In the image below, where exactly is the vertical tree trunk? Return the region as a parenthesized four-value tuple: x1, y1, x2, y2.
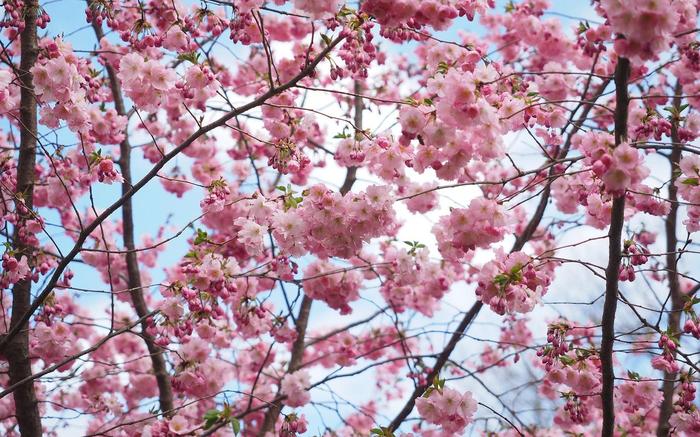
(656, 82, 683, 437)
(6, 1, 43, 435)
(89, 14, 175, 415)
(600, 56, 630, 437)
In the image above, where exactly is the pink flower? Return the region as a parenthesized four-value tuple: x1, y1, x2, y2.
(434, 198, 512, 260)
(95, 158, 124, 184)
(399, 105, 428, 136)
(417, 387, 477, 433)
(2, 254, 30, 284)
(281, 370, 311, 407)
(294, 0, 342, 19)
(234, 217, 267, 257)
(168, 414, 189, 434)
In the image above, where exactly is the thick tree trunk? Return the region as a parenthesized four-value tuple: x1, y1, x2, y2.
(6, 1, 43, 435)
(600, 56, 630, 437)
(656, 82, 683, 437)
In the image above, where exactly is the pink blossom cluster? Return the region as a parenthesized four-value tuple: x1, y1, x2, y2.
(32, 54, 91, 132)
(377, 243, 457, 316)
(281, 370, 311, 407)
(303, 260, 362, 314)
(617, 379, 663, 414)
(294, 0, 342, 19)
(364, 136, 413, 181)
(433, 198, 512, 260)
(415, 387, 477, 434)
(362, 0, 458, 31)
(270, 184, 397, 259)
(475, 250, 552, 315)
(200, 179, 232, 213)
(618, 239, 650, 282)
(118, 53, 177, 111)
(334, 138, 368, 167)
(575, 132, 649, 195)
(599, 0, 687, 60)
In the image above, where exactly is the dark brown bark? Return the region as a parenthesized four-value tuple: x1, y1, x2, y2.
(656, 82, 683, 437)
(5, 1, 43, 435)
(600, 56, 630, 437)
(89, 13, 175, 416)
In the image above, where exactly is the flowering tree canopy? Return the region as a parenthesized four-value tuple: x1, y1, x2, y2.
(1, 0, 700, 436)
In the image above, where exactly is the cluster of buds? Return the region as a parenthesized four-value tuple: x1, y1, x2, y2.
(326, 10, 376, 79)
(270, 255, 298, 281)
(280, 413, 308, 437)
(118, 17, 165, 50)
(652, 333, 681, 374)
(619, 239, 650, 282)
(675, 373, 697, 412)
(537, 321, 570, 370)
(185, 8, 226, 37)
(200, 178, 231, 213)
(268, 139, 310, 174)
(36, 292, 67, 326)
(2, 1, 50, 31)
(562, 392, 588, 424)
(634, 112, 672, 141)
(94, 157, 124, 184)
(228, 12, 254, 45)
(0, 252, 30, 287)
(684, 317, 700, 339)
(683, 297, 700, 338)
(85, 0, 113, 27)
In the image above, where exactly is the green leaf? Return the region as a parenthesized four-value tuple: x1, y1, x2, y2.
(320, 34, 332, 46)
(682, 177, 699, 186)
(559, 355, 575, 366)
(194, 228, 209, 246)
(231, 418, 240, 435)
(177, 51, 200, 64)
(493, 273, 509, 286)
(203, 409, 221, 429)
(627, 370, 640, 381)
